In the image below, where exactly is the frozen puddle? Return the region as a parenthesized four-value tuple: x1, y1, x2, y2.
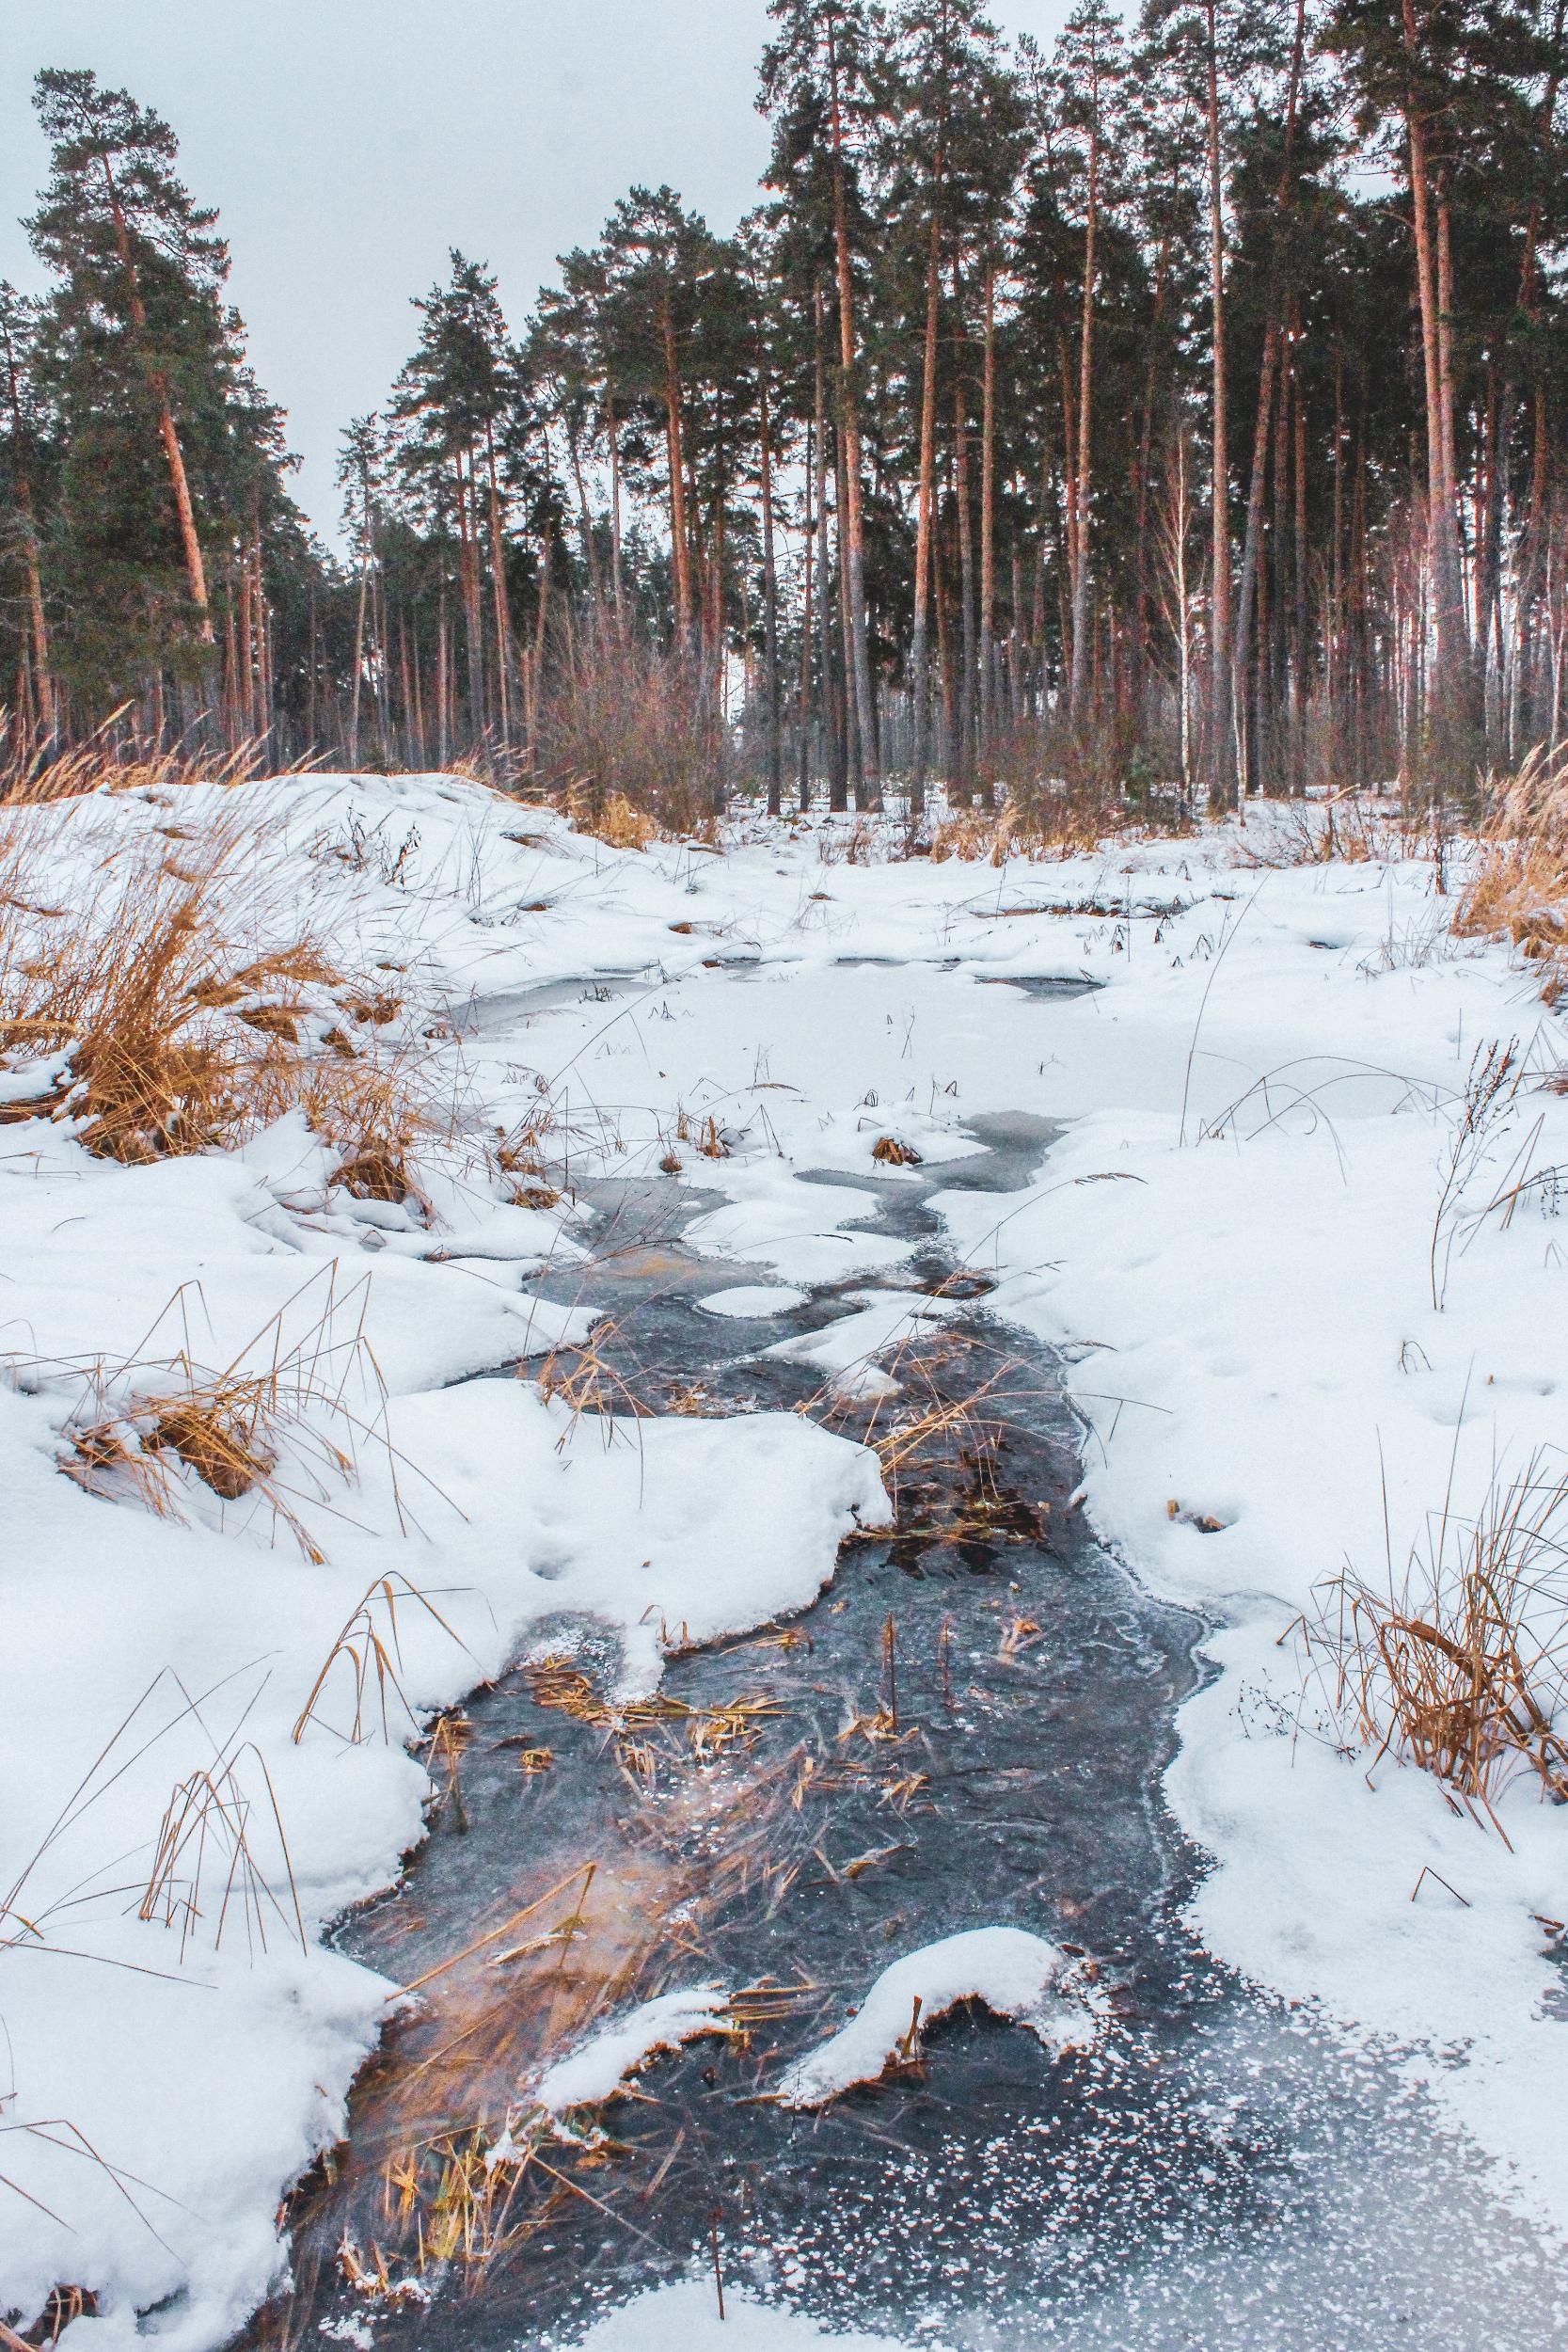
(241, 1109, 1568, 2352)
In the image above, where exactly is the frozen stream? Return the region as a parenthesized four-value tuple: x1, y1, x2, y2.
(242, 1090, 1564, 2349)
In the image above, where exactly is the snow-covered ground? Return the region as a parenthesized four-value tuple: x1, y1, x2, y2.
(4, 770, 1568, 2344)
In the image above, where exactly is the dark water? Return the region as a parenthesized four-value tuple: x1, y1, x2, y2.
(240, 1115, 1565, 2352)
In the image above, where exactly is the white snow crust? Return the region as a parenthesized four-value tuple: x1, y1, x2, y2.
(532, 1985, 734, 2114)
(562, 2278, 932, 2352)
(774, 1927, 1098, 2108)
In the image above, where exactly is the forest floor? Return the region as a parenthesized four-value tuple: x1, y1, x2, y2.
(4, 773, 1568, 2348)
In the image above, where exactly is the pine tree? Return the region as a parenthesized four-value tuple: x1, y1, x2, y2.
(0, 283, 55, 734)
(29, 70, 225, 646)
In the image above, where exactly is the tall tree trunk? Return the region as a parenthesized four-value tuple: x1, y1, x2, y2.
(350, 542, 368, 762)
(606, 384, 626, 626)
(12, 481, 52, 739)
(1205, 0, 1233, 806)
(955, 377, 977, 803)
(979, 255, 1000, 787)
(836, 424, 863, 801)
(485, 421, 514, 740)
(827, 18, 880, 806)
(1228, 0, 1306, 798)
(799, 410, 816, 811)
(1291, 307, 1309, 787)
(97, 159, 213, 644)
(0, 314, 54, 736)
(662, 298, 694, 645)
(1069, 95, 1100, 733)
(1232, 319, 1281, 798)
(1132, 228, 1174, 748)
(455, 451, 484, 730)
(1402, 0, 1469, 767)
(815, 294, 847, 813)
(757, 340, 783, 818)
(911, 165, 944, 817)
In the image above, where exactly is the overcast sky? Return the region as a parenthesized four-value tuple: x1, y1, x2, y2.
(0, 1, 1074, 546)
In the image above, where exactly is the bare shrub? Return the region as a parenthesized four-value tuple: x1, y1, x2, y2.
(913, 725, 1193, 862)
(1238, 793, 1415, 869)
(532, 606, 725, 838)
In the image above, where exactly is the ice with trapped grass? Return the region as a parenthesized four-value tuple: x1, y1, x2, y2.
(6, 771, 1568, 2342)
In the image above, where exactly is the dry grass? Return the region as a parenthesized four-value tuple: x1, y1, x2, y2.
(0, 787, 469, 1214)
(139, 1741, 306, 1961)
(0, 812, 255, 1161)
(50, 1269, 410, 1561)
(577, 790, 655, 852)
(0, 712, 276, 808)
(1305, 1450, 1568, 1831)
(1429, 1039, 1523, 1310)
(915, 763, 1193, 865)
(293, 1572, 469, 1746)
(1457, 741, 1568, 996)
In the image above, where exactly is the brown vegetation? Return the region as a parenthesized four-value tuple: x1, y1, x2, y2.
(1306, 1452, 1568, 1831)
(0, 712, 275, 809)
(1456, 741, 1568, 997)
(55, 1271, 399, 1561)
(531, 609, 725, 840)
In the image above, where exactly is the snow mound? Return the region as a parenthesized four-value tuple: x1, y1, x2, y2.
(696, 1284, 808, 1319)
(533, 1986, 734, 2114)
(774, 1926, 1098, 2109)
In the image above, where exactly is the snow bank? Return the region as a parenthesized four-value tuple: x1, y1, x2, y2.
(774, 1928, 1098, 2108)
(532, 1985, 734, 2114)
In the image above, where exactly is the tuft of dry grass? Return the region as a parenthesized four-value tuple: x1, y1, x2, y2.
(0, 773, 465, 1209)
(1304, 1449, 1568, 1831)
(578, 790, 656, 852)
(293, 1571, 469, 1746)
(1457, 741, 1568, 996)
(139, 1741, 306, 1961)
(0, 813, 252, 1160)
(50, 1269, 407, 1561)
(871, 1135, 923, 1168)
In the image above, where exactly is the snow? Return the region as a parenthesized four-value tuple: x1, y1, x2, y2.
(0, 774, 888, 2345)
(560, 2279, 935, 2352)
(531, 1984, 734, 2114)
(8, 769, 1568, 2337)
(696, 1283, 809, 1318)
(774, 1927, 1100, 2108)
